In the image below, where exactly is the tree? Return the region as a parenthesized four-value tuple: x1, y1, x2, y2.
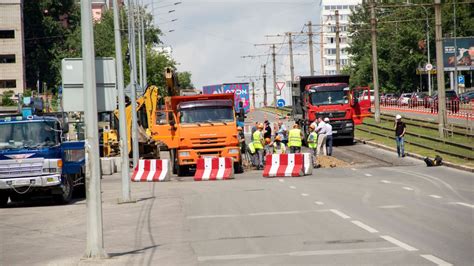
(177, 72, 194, 89)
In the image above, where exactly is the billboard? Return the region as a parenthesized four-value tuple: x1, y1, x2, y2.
(202, 83, 250, 113)
(443, 38, 474, 71)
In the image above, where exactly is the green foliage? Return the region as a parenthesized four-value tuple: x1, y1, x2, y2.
(177, 72, 194, 89)
(347, 1, 474, 93)
(1, 90, 16, 106)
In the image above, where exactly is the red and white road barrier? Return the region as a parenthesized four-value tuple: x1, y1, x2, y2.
(263, 153, 305, 177)
(131, 159, 171, 182)
(302, 153, 313, 175)
(194, 157, 234, 181)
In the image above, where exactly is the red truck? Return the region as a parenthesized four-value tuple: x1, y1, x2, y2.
(291, 75, 371, 143)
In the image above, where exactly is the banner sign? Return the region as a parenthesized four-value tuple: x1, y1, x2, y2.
(202, 83, 250, 113)
(443, 38, 474, 71)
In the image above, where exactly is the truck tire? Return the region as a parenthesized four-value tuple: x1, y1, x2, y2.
(54, 175, 73, 204)
(0, 191, 8, 207)
(171, 150, 178, 175)
(177, 165, 189, 176)
(234, 161, 244, 174)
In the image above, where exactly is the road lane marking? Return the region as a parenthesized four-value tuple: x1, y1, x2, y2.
(429, 194, 442, 199)
(364, 173, 372, 177)
(380, 235, 418, 251)
(420, 254, 453, 266)
(378, 205, 404, 209)
(289, 186, 296, 189)
(314, 201, 324, 205)
(403, 187, 414, 191)
(301, 193, 309, 197)
(351, 220, 378, 233)
(187, 209, 331, 219)
(351, 168, 357, 171)
(278, 179, 285, 183)
(451, 202, 474, 208)
(329, 209, 351, 219)
(197, 247, 404, 261)
(381, 180, 391, 184)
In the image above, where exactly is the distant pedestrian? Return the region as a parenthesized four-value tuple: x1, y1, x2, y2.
(324, 117, 333, 156)
(277, 121, 288, 145)
(288, 123, 303, 153)
(315, 117, 327, 156)
(273, 135, 286, 154)
(307, 124, 318, 167)
(263, 120, 272, 140)
(394, 114, 406, 157)
(252, 123, 265, 169)
(251, 122, 258, 135)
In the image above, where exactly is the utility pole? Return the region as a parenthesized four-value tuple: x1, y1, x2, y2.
(453, 0, 458, 94)
(81, 0, 107, 259)
(113, 0, 132, 202)
(141, 8, 147, 89)
(434, 0, 447, 138)
(308, 21, 315, 75)
(272, 44, 277, 108)
(425, 8, 432, 96)
(263, 64, 267, 107)
(251, 81, 256, 110)
(370, 0, 381, 123)
(128, 0, 139, 167)
(335, 10, 341, 74)
(287, 32, 295, 85)
(137, 6, 144, 88)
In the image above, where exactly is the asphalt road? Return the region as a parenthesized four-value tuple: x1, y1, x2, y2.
(1, 110, 472, 265)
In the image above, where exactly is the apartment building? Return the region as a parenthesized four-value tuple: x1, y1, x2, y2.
(0, 0, 25, 95)
(320, 0, 361, 75)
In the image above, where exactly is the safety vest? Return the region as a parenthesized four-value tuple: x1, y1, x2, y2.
(288, 128, 302, 147)
(252, 131, 263, 150)
(273, 142, 286, 154)
(248, 142, 256, 154)
(307, 131, 318, 149)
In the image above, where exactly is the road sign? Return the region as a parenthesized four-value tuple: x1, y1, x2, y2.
(425, 63, 433, 71)
(458, 75, 465, 85)
(277, 99, 285, 107)
(276, 82, 285, 91)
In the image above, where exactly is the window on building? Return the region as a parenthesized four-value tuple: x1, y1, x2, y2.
(337, 5, 342, 9)
(330, 37, 334, 44)
(0, 30, 15, 39)
(0, 54, 15, 63)
(0, 80, 16, 88)
(343, 5, 348, 9)
(325, 6, 330, 10)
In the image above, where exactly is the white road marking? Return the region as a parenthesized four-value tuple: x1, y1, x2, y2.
(364, 173, 372, 177)
(403, 187, 414, 191)
(420, 254, 453, 266)
(278, 179, 284, 182)
(301, 193, 309, 197)
(351, 168, 357, 171)
(314, 201, 324, 205)
(351, 220, 379, 233)
(289, 186, 296, 189)
(378, 205, 404, 209)
(380, 235, 418, 251)
(329, 209, 351, 219)
(187, 209, 330, 219)
(381, 180, 391, 184)
(451, 202, 474, 208)
(197, 247, 403, 262)
(429, 194, 442, 199)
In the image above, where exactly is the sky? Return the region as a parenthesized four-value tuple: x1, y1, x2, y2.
(145, 0, 322, 105)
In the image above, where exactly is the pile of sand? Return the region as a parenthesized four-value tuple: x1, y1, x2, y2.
(316, 155, 349, 168)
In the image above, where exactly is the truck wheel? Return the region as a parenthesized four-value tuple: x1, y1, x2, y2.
(54, 175, 73, 204)
(177, 165, 189, 176)
(0, 191, 8, 207)
(171, 150, 178, 175)
(234, 162, 244, 174)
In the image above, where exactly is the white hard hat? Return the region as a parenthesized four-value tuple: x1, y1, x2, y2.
(324, 117, 330, 122)
(395, 114, 402, 120)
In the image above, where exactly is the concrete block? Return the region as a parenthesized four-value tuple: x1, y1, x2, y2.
(100, 157, 114, 176)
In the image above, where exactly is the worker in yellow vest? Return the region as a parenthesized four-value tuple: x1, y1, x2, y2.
(273, 135, 286, 154)
(252, 123, 265, 169)
(307, 124, 318, 167)
(288, 123, 303, 153)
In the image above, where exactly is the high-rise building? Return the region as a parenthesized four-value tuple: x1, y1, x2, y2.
(320, 0, 361, 75)
(0, 0, 25, 95)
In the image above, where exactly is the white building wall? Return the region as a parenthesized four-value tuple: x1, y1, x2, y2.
(320, 0, 361, 75)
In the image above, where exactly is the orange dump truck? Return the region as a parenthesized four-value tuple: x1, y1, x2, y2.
(150, 93, 243, 176)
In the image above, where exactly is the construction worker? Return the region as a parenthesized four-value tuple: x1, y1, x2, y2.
(264, 137, 272, 156)
(252, 123, 265, 169)
(307, 124, 318, 167)
(288, 123, 303, 153)
(273, 135, 286, 154)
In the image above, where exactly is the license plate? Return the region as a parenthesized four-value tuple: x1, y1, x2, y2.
(14, 179, 30, 186)
(203, 155, 217, 159)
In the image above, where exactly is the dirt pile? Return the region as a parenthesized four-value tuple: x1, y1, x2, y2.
(316, 156, 349, 168)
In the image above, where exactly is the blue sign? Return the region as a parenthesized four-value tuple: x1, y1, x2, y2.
(458, 75, 465, 84)
(202, 83, 250, 113)
(277, 99, 285, 107)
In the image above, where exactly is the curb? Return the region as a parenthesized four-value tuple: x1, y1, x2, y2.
(355, 137, 474, 173)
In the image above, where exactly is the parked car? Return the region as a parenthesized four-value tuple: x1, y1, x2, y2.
(408, 92, 429, 108)
(381, 93, 399, 105)
(428, 90, 460, 113)
(360, 90, 375, 103)
(459, 91, 474, 103)
(398, 93, 412, 106)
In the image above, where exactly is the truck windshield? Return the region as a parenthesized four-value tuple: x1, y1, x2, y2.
(180, 106, 234, 124)
(0, 121, 59, 150)
(311, 90, 348, 105)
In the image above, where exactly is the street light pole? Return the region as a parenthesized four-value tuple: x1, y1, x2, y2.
(421, 6, 432, 96)
(370, 0, 381, 123)
(434, 0, 447, 138)
(113, 0, 132, 202)
(128, 0, 139, 167)
(81, 0, 107, 258)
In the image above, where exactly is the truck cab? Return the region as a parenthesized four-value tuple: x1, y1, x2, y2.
(0, 115, 85, 206)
